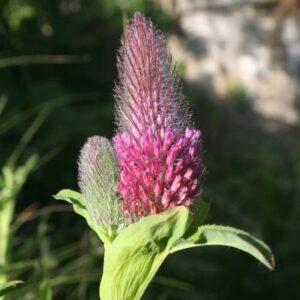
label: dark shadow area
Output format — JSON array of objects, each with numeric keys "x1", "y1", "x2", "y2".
[{"x1": 154, "y1": 77, "x2": 300, "y2": 300}]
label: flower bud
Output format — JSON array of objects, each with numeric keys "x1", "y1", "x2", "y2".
[{"x1": 78, "y1": 136, "x2": 125, "y2": 232}]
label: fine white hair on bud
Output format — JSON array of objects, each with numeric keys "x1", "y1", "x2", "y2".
[{"x1": 78, "y1": 136, "x2": 126, "y2": 234}]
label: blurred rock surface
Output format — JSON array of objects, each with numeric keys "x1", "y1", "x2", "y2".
[{"x1": 156, "y1": 0, "x2": 300, "y2": 126}]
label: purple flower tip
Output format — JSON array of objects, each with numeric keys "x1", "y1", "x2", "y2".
[{"x1": 113, "y1": 13, "x2": 204, "y2": 221}]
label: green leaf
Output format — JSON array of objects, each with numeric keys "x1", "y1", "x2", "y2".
[
  {"x1": 100, "y1": 206, "x2": 193, "y2": 300},
  {"x1": 38, "y1": 279, "x2": 52, "y2": 300},
  {"x1": 53, "y1": 189, "x2": 110, "y2": 244},
  {"x1": 171, "y1": 224, "x2": 275, "y2": 270},
  {"x1": 0, "y1": 280, "x2": 23, "y2": 296}
]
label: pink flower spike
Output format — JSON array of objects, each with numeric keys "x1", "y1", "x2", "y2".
[{"x1": 113, "y1": 13, "x2": 204, "y2": 221}]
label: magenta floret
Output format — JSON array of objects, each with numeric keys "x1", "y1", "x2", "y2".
[{"x1": 113, "y1": 13, "x2": 204, "y2": 221}]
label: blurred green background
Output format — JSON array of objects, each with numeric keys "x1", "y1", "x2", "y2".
[{"x1": 0, "y1": 0, "x2": 299, "y2": 299}]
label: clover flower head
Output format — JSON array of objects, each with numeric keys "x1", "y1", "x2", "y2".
[{"x1": 113, "y1": 13, "x2": 204, "y2": 221}]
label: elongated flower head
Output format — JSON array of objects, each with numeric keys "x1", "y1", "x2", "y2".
[
  {"x1": 113, "y1": 13, "x2": 204, "y2": 221},
  {"x1": 115, "y1": 13, "x2": 191, "y2": 139},
  {"x1": 78, "y1": 136, "x2": 125, "y2": 232}
]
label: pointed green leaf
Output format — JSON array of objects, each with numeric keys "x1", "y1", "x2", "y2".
[
  {"x1": 171, "y1": 224, "x2": 275, "y2": 270},
  {"x1": 53, "y1": 189, "x2": 110, "y2": 244},
  {"x1": 54, "y1": 189, "x2": 85, "y2": 209},
  {"x1": 0, "y1": 281, "x2": 23, "y2": 296},
  {"x1": 100, "y1": 206, "x2": 193, "y2": 300}
]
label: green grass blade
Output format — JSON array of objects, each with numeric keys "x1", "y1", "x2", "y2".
[
  {"x1": 0, "y1": 96, "x2": 7, "y2": 117},
  {"x1": 7, "y1": 109, "x2": 48, "y2": 167},
  {"x1": 0, "y1": 280, "x2": 23, "y2": 297},
  {"x1": 0, "y1": 55, "x2": 89, "y2": 68}
]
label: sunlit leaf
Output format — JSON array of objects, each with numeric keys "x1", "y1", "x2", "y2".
[
  {"x1": 100, "y1": 206, "x2": 192, "y2": 300},
  {"x1": 171, "y1": 224, "x2": 275, "y2": 270}
]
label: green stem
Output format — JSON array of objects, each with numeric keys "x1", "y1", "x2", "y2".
[{"x1": 0, "y1": 196, "x2": 15, "y2": 285}]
